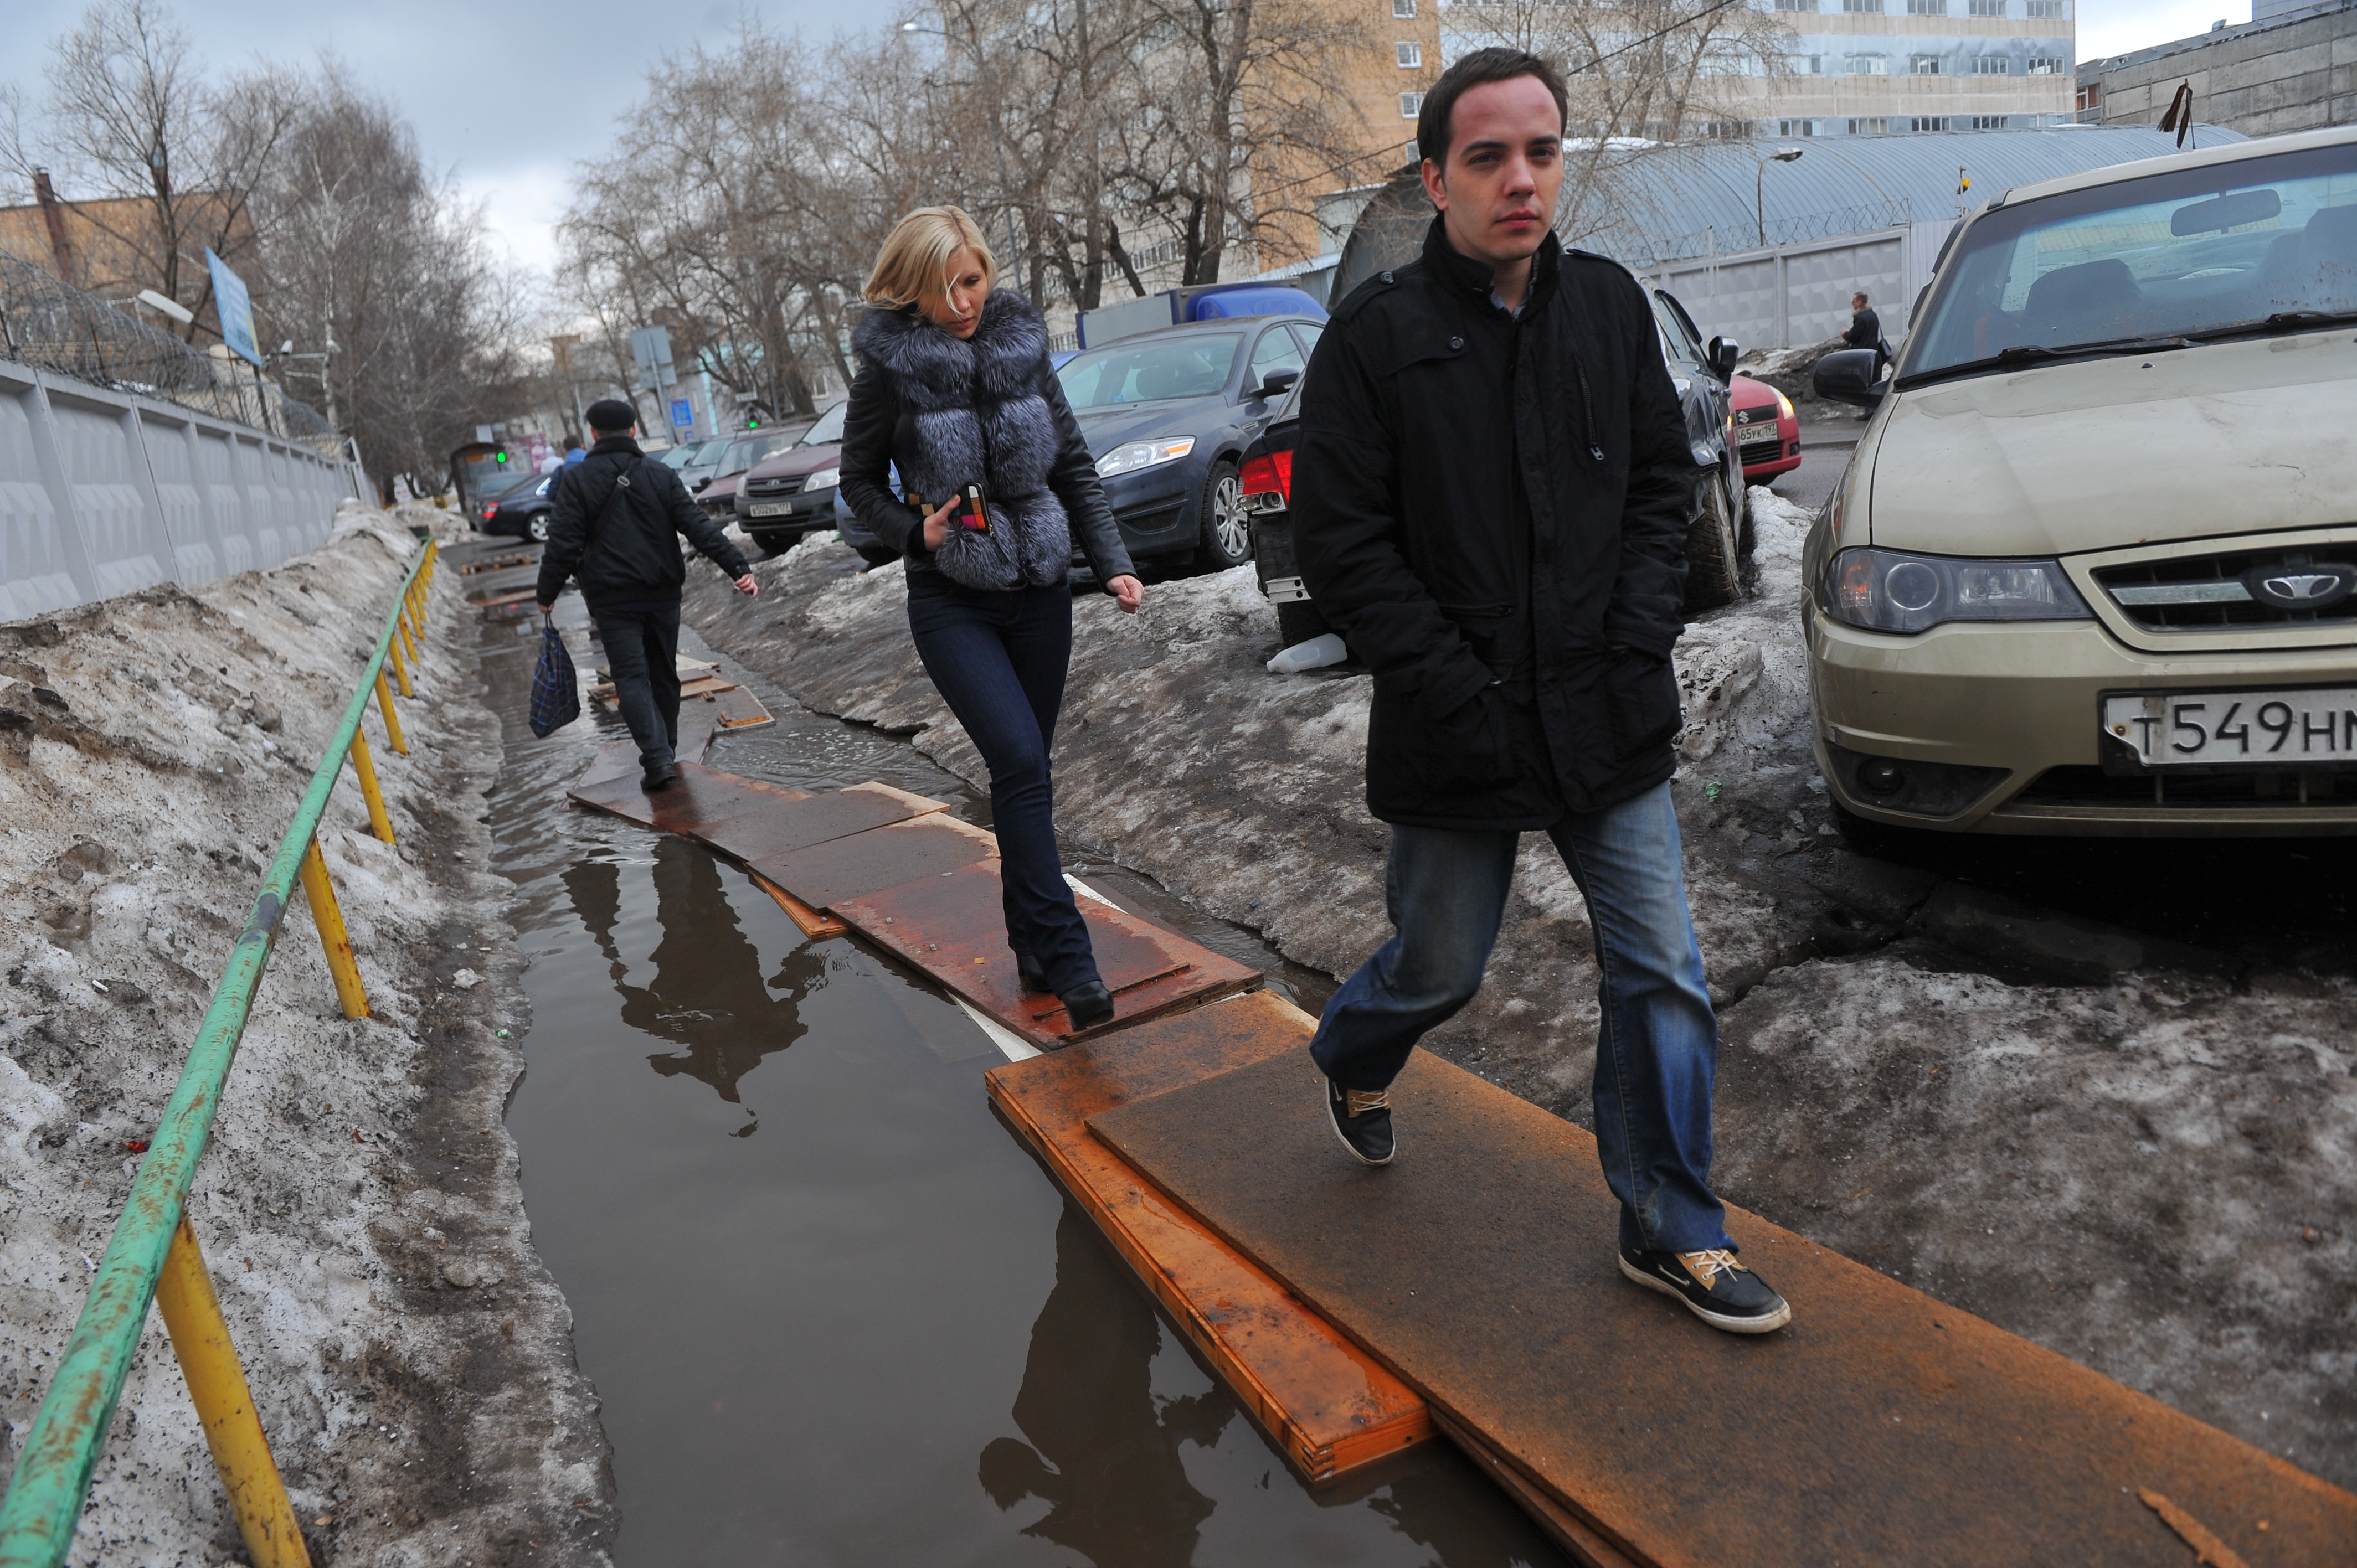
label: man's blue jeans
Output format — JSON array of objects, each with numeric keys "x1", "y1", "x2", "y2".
[{"x1": 1309, "y1": 783, "x2": 1732, "y2": 1255}]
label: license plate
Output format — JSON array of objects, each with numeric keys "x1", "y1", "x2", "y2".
[
  {"x1": 2102, "y1": 687, "x2": 2357, "y2": 766},
  {"x1": 747, "y1": 502, "x2": 789, "y2": 517}
]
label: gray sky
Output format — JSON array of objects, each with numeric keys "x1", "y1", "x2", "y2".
[{"x1": 5, "y1": 0, "x2": 2250, "y2": 286}]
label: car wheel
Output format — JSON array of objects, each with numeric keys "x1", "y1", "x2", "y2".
[
  {"x1": 1682, "y1": 476, "x2": 1741, "y2": 613},
  {"x1": 1737, "y1": 482, "x2": 1756, "y2": 557},
  {"x1": 527, "y1": 514, "x2": 549, "y2": 543},
  {"x1": 1196, "y1": 462, "x2": 1252, "y2": 571},
  {"x1": 1276, "y1": 598, "x2": 1331, "y2": 649}
]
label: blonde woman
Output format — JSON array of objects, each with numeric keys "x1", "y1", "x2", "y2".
[{"x1": 838, "y1": 207, "x2": 1144, "y2": 1031}]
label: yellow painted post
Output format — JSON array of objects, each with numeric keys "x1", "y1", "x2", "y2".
[
  {"x1": 373, "y1": 671, "x2": 408, "y2": 755},
  {"x1": 154, "y1": 1216, "x2": 315, "y2": 1568},
  {"x1": 298, "y1": 837, "x2": 369, "y2": 1019},
  {"x1": 347, "y1": 729, "x2": 395, "y2": 844},
  {"x1": 397, "y1": 610, "x2": 419, "y2": 670},
  {"x1": 385, "y1": 631, "x2": 413, "y2": 698}
]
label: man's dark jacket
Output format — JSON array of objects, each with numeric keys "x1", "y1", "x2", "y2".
[
  {"x1": 535, "y1": 435, "x2": 750, "y2": 608},
  {"x1": 1293, "y1": 220, "x2": 1696, "y2": 831},
  {"x1": 1843, "y1": 305, "x2": 1883, "y2": 350}
]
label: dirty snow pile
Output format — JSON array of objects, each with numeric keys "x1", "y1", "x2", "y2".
[
  {"x1": 687, "y1": 491, "x2": 2353, "y2": 1487},
  {"x1": 0, "y1": 513, "x2": 612, "y2": 1565}
]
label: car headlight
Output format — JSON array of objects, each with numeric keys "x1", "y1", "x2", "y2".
[
  {"x1": 1774, "y1": 389, "x2": 1795, "y2": 421},
  {"x1": 1821, "y1": 548, "x2": 2092, "y2": 635},
  {"x1": 804, "y1": 467, "x2": 839, "y2": 492},
  {"x1": 1095, "y1": 436, "x2": 1195, "y2": 478}
]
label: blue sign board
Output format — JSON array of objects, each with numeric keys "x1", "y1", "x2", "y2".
[
  {"x1": 205, "y1": 249, "x2": 261, "y2": 367},
  {"x1": 670, "y1": 399, "x2": 693, "y2": 430}
]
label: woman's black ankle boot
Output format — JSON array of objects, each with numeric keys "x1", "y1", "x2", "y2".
[
  {"x1": 1015, "y1": 950, "x2": 1049, "y2": 994},
  {"x1": 1059, "y1": 981, "x2": 1115, "y2": 1031}
]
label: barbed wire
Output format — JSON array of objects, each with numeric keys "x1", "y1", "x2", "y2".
[{"x1": 0, "y1": 254, "x2": 339, "y2": 455}]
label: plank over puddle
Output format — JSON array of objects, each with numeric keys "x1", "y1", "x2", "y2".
[
  {"x1": 1089, "y1": 1049, "x2": 2357, "y2": 1568},
  {"x1": 985, "y1": 991, "x2": 1433, "y2": 1482},
  {"x1": 836, "y1": 860, "x2": 1259, "y2": 1045}
]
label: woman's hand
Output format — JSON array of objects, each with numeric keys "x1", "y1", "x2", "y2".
[
  {"x1": 1107, "y1": 574, "x2": 1144, "y2": 614},
  {"x1": 920, "y1": 496, "x2": 959, "y2": 550}
]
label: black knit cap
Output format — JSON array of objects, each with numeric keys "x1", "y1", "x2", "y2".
[{"x1": 584, "y1": 398, "x2": 637, "y2": 435}]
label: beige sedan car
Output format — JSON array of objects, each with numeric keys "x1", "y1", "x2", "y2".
[{"x1": 1805, "y1": 123, "x2": 2357, "y2": 836}]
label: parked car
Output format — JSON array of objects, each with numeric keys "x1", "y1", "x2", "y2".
[
  {"x1": 701, "y1": 469, "x2": 744, "y2": 525},
  {"x1": 1054, "y1": 316, "x2": 1322, "y2": 572},
  {"x1": 833, "y1": 466, "x2": 901, "y2": 569},
  {"x1": 1805, "y1": 122, "x2": 2357, "y2": 836},
  {"x1": 1237, "y1": 281, "x2": 1748, "y2": 647},
  {"x1": 1730, "y1": 373, "x2": 1800, "y2": 486},
  {"x1": 479, "y1": 472, "x2": 556, "y2": 541},
  {"x1": 735, "y1": 400, "x2": 848, "y2": 555}
]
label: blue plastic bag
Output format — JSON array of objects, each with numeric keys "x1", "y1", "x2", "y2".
[{"x1": 528, "y1": 616, "x2": 579, "y2": 738}]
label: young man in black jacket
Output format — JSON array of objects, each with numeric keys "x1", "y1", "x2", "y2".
[
  {"x1": 1291, "y1": 49, "x2": 1788, "y2": 1334},
  {"x1": 535, "y1": 399, "x2": 759, "y2": 791}
]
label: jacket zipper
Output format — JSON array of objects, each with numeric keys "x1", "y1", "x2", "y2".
[{"x1": 1573, "y1": 358, "x2": 1603, "y2": 464}]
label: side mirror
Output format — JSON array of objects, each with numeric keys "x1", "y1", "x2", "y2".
[
  {"x1": 1706, "y1": 336, "x2": 1740, "y2": 380},
  {"x1": 1254, "y1": 366, "x2": 1302, "y2": 400},
  {"x1": 1813, "y1": 348, "x2": 1888, "y2": 408}
]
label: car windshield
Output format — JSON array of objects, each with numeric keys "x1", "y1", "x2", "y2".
[
  {"x1": 798, "y1": 401, "x2": 848, "y2": 445},
  {"x1": 1057, "y1": 334, "x2": 1242, "y2": 408},
  {"x1": 725, "y1": 434, "x2": 795, "y2": 471},
  {"x1": 1905, "y1": 139, "x2": 2357, "y2": 381}
]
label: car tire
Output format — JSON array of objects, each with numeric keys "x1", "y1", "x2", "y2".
[
  {"x1": 1682, "y1": 476, "x2": 1741, "y2": 613},
  {"x1": 1276, "y1": 597, "x2": 1331, "y2": 649},
  {"x1": 1737, "y1": 482, "x2": 1756, "y2": 557},
  {"x1": 1196, "y1": 461, "x2": 1252, "y2": 571},
  {"x1": 527, "y1": 514, "x2": 549, "y2": 543}
]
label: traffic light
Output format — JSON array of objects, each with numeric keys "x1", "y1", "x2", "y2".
[
  {"x1": 494, "y1": 448, "x2": 509, "y2": 467},
  {"x1": 745, "y1": 414, "x2": 760, "y2": 430}
]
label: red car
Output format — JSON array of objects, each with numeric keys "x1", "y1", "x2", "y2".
[{"x1": 1730, "y1": 373, "x2": 1799, "y2": 483}]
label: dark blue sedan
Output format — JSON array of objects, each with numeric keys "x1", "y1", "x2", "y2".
[{"x1": 1055, "y1": 317, "x2": 1323, "y2": 572}]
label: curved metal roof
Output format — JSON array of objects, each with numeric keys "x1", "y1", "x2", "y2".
[{"x1": 1331, "y1": 126, "x2": 2251, "y2": 295}]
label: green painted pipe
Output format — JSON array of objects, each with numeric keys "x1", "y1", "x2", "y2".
[{"x1": 0, "y1": 541, "x2": 435, "y2": 1566}]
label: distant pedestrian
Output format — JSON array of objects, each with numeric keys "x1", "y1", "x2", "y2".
[
  {"x1": 537, "y1": 450, "x2": 564, "y2": 476},
  {"x1": 563, "y1": 438, "x2": 586, "y2": 466},
  {"x1": 1290, "y1": 47, "x2": 1789, "y2": 1334},
  {"x1": 534, "y1": 398, "x2": 759, "y2": 792},
  {"x1": 1844, "y1": 291, "x2": 1891, "y2": 372},
  {"x1": 837, "y1": 205, "x2": 1143, "y2": 1033}
]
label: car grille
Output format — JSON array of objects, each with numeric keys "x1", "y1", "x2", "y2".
[
  {"x1": 2011, "y1": 765, "x2": 2354, "y2": 807},
  {"x1": 2093, "y1": 544, "x2": 2357, "y2": 631},
  {"x1": 744, "y1": 477, "x2": 796, "y2": 496}
]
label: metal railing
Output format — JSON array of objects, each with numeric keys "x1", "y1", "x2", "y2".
[
  {"x1": 0, "y1": 537, "x2": 442, "y2": 1568},
  {"x1": 0, "y1": 254, "x2": 339, "y2": 457}
]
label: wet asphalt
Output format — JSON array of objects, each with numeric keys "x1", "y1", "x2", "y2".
[{"x1": 465, "y1": 557, "x2": 1567, "y2": 1566}]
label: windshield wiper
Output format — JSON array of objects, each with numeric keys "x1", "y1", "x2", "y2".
[
  {"x1": 2185, "y1": 308, "x2": 2357, "y2": 341},
  {"x1": 1896, "y1": 334, "x2": 2195, "y2": 390}
]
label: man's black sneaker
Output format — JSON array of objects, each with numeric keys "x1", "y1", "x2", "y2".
[
  {"x1": 641, "y1": 762, "x2": 678, "y2": 792},
  {"x1": 1618, "y1": 1245, "x2": 1790, "y2": 1334},
  {"x1": 1324, "y1": 1078, "x2": 1395, "y2": 1167},
  {"x1": 1059, "y1": 981, "x2": 1115, "y2": 1030}
]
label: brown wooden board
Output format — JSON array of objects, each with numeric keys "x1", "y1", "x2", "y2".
[
  {"x1": 748, "y1": 872, "x2": 849, "y2": 939},
  {"x1": 1089, "y1": 1049, "x2": 2357, "y2": 1568},
  {"x1": 834, "y1": 860, "x2": 1260, "y2": 1045},
  {"x1": 711, "y1": 685, "x2": 771, "y2": 730},
  {"x1": 751, "y1": 814, "x2": 997, "y2": 911},
  {"x1": 985, "y1": 991, "x2": 1433, "y2": 1483}
]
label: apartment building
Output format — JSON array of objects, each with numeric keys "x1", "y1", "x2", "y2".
[{"x1": 1733, "y1": 0, "x2": 2076, "y2": 136}]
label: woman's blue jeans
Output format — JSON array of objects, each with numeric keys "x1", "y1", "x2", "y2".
[
  {"x1": 906, "y1": 577, "x2": 1101, "y2": 995},
  {"x1": 1308, "y1": 783, "x2": 1732, "y2": 1255}
]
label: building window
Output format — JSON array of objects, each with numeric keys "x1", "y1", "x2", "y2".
[
  {"x1": 1841, "y1": 0, "x2": 1883, "y2": 10},
  {"x1": 2025, "y1": 0, "x2": 2067, "y2": 15},
  {"x1": 1849, "y1": 117, "x2": 1891, "y2": 135},
  {"x1": 1775, "y1": 118, "x2": 1819, "y2": 137},
  {"x1": 1773, "y1": 0, "x2": 1816, "y2": 8},
  {"x1": 1392, "y1": 0, "x2": 1416, "y2": 14},
  {"x1": 1972, "y1": 55, "x2": 2011, "y2": 74},
  {"x1": 2027, "y1": 56, "x2": 2066, "y2": 74},
  {"x1": 1911, "y1": 54, "x2": 1942, "y2": 74},
  {"x1": 1971, "y1": 114, "x2": 2012, "y2": 129},
  {"x1": 1397, "y1": 40, "x2": 1422, "y2": 67},
  {"x1": 1701, "y1": 120, "x2": 1754, "y2": 138},
  {"x1": 1967, "y1": 0, "x2": 2005, "y2": 14},
  {"x1": 1906, "y1": 0, "x2": 1947, "y2": 12},
  {"x1": 1909, "y1": 116, "x2": 1951, "y2": 131},
  {"x1": 1847, "y1": 53, "x2": 1888, "y2": 74},
  {"x1": 1787, "y1": 53, "x2": 1821, "y2": 73},
  {"x1": 1400, "y1": 91, "x2": 1423, "y2": 117}
]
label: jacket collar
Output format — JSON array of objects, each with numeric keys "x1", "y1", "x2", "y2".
[
  {"x1": 589, "y1": 435, "x2": 642, "y2": 458},
  {"x1": 1421, "y1": 215, "x2": 1560, "y2": 317}
]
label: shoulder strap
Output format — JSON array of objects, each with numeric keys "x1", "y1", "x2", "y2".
[{"x1": 586, "y1": 456, "x2": 643, "y2": 545}]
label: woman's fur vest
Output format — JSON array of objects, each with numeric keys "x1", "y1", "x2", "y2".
[{"x1": 851, "y1": 291, "x2": 1074, "y2": 591}]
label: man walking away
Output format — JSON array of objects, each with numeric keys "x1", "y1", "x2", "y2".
[
  {"x1": 1844, "y1": 291, "x2": 1890, "y2": 373},
  {"x1": 1291, "y1": 47, "x2": 1788, "y2": 1335},
  {"x1": 535, "y1": 398, "x2": 759, "y2": 792}
]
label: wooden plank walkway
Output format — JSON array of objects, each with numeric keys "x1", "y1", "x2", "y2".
[{"x1": 567, "y1": 759, "x2": 2356, "y2": 1557}]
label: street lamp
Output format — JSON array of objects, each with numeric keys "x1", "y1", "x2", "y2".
[
  {"x1": 1756, "y1": 147, "x2": 1803, "y2": 249},
  {"x1": 900, "y1": 20, "x2": 1024, "y2": 267}
]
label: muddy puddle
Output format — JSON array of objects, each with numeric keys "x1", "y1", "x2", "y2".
[{"x1": 471, "y1": 576, "x2": 1564, "y2": 1565}]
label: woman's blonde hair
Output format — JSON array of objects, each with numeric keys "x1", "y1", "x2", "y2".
[{"x1": 863, "y1": 207, "x2": 996, "y2": 311}]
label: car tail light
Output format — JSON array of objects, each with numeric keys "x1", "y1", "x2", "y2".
[{"x1": 1240, "y1": 450, "x2": 1293, "y2": 513}]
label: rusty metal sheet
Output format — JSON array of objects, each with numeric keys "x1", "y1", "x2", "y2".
[
  {"x1": 711, "y1": 684, "x2": 771, "y2": 730},
  {"x1": 986, "y1": 991, "x2": 1433, "y2": 1483},
  {"x1": 835, "y1": 860, "x2": 1259, "y2": 1045},
  {"x1": 568, "y1": 759, "x2": 806, "y2": 832},
  {"x1": 751, "y1": 814, "x2": 996, "y2": 911},
  {"x1": 688, "y1": 785, "x2": 938, "y2": 867},
  {"x1": 1089, "y1": 1049, "x2": 2357, "y2": 1568}
]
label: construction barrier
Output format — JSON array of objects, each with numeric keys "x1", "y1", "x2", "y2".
[{"x1": 0, "y1": 536, "x2": 441, "y2": 1568}]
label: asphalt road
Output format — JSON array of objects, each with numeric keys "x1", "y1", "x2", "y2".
[{"x1": 1761, "y1": 416, "x2": 1865, "y2": 514}]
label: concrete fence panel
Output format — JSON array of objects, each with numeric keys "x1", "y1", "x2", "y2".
[
  {"x1": 0, "y1": 376, "x2": 88, "y2": 620},
  {"x1": 45, "y1": 383, "x2": 177, "y2": 601}
]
